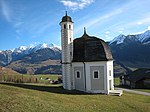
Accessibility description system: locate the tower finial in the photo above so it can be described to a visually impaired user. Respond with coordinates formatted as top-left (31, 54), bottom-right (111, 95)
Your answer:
top-left (66, 11), bottom-right (68, 16)
top-left (84, 27), bottom-right (86, 34)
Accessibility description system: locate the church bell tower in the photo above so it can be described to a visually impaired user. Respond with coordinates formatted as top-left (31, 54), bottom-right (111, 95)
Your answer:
top-left (60, 12), bottom-right (73, 90)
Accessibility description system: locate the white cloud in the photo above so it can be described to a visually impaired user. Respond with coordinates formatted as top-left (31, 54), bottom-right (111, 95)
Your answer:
top-left (74, 8), bottom-right (123, 34)
top-left (118, 27), bottom-right (125, 33)
top-left (127, 16), bottom-right (150, 27)
top-left (105, 34), bottom-right (111, 40)
top-left (0, 0), bottom-right (12, 22)
top-left (130, 26), bottom-right (150, 35)
top-left (105, 31), bottom-right (110, 34)
top-left (119, 30), bottom-right (123, 33)
top-left (60, 0), bottom-right (95, 11)
top-left (137, 22), bottom-right (142, 25)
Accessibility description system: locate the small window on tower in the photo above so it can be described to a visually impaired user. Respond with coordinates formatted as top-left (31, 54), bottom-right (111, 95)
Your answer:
top-left (70, 38), bottom-right (71, 42)
top-left (64, 24), bottom-right (66, 29)
top-left (109, 70), bottom-right (111, 76)
top-left (69, 25), bottom-right (71, 29)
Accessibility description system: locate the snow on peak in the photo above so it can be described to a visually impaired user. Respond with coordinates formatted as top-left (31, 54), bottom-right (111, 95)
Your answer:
top-left (19, 46), bottom-right (27, 50)
top-left (138, 30), bottom-right (150, 42)
top-left (110, 30), bottom-right (150, 45)
top-left (49, 43), bottom-right (61, 49)
top-left (39, 43), bottom-right (49, 49)
top-left (110, 34), bottom-right (126, 45)
top-left (33, 43), bottom-right (61, 51)
top-left (11, 43), bottom-right (61, 54)
top-left (14, 46), bottom-right (28, 53)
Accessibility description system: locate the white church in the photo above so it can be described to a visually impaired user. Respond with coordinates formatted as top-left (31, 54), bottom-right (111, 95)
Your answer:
top-left (60, 12), bottom-right (122, 95)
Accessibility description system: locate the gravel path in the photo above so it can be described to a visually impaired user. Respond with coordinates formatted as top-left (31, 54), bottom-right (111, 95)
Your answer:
top-left (116, 87), bottom-right (150, 96)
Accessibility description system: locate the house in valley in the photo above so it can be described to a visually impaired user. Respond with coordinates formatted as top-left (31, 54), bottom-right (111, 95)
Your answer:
top-left (120, 68), bottom-right (150, 88)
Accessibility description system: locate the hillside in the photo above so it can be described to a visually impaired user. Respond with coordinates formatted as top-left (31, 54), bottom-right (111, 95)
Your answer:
top-left (0, 83), bottom-right (149, 112)
top-left (7, 59), bottom-right (61, 74)
top-left (0, 67), bottom-right (20, 75)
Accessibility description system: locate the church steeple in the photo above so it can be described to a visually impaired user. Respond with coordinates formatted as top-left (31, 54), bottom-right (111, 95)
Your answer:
top-left (60, 11), bottom-right (73, 23)
top-left (82, 27), bottom-right (89, 38)
top-left (84, 27), bottom-right (86, 34)
top-left (66, 11), bottom-right (68, 16)
top-left (60, 12), bottom-right (74, 90)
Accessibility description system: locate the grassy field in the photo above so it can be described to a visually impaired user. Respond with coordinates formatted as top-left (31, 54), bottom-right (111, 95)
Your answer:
top-left (0, 82), bottom-right (149, 112)
top-left (133, 89), bottom-right (150, 93)
top-left (33, 74), bottom-right (61, 83)
top-left (0, 73), bottom-right (60, 84)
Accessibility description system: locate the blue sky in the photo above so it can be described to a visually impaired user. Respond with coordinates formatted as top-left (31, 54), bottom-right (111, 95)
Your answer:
top-left (0, 0), bottom-right (150, 50)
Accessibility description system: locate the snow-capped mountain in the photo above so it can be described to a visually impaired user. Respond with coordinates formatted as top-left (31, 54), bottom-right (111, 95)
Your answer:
top-left (109, 30), bottom-right (150, 68)
top-left (137, 30), bottom-right (150, 43)
top-left (12, 43), bottom-right (61, 54)
top-left (33, 43), bottom-right (61, 52)
top-left (109, 34), bottom-right (126, 45)
top-left (110, 30), bottom-right (150, 45)
top-left (0, 43), bottom-right (61, 66)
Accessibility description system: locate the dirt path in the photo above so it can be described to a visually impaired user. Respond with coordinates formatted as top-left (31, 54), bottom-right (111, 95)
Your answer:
top-left (116, 87), bottom-right (150, 96)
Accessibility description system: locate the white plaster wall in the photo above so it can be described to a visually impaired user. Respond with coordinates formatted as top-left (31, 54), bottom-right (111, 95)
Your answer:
top-left (106, 60), bottom-right (114, 93)
top-left (72, 61), bottom-right (113, 94)
top-left (85, 61), bottom-right (107, 93)
top-left (72, 62), bottom-right (84, 90)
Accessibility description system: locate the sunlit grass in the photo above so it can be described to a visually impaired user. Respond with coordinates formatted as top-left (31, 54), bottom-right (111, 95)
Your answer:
top-left (0, 82), bottom-right (149, 112)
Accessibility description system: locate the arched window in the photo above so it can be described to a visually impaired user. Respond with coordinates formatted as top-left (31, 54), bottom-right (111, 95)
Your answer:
top-left (69, 25), bottom-right (71, 29)
top-left (64, 24), bottom-right (66, 29)
top-left (76, 71), bottom-right (81, 79)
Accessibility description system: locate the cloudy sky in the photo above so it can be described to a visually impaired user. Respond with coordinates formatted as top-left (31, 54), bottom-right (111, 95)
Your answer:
top-left (0, 0), bottom-right (150, 50)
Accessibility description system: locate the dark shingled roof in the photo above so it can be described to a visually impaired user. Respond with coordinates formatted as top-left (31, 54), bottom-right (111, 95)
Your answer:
top-left (60, 11), bottom-right (73, 23)
top-left (72, 29), bottom-right (113, 62)
top-left (124, 68), bottom-right (150, 82)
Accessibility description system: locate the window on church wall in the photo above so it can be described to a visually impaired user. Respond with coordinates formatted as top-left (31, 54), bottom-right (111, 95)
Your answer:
top-left (76, 71), bottom-right (81, 79)
top-left (93, 70), bottom-right (99, 79)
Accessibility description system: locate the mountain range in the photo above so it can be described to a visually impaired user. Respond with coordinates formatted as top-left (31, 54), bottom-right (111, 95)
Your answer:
top-left (0, 43), bottom-right (62, 74)
top-left (0, 43), bottom-right (61, 66)
top-left (109, 30), bottom-right (150, 68)
top-left (0, 30), bottom-right (150, 75)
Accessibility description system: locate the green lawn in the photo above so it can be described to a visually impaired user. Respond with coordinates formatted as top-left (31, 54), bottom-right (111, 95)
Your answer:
top-left (33, 74), bottom-right (61, 83)
top-left (0, 82), bottom-right (149, 112)
top-left (133, 89), bottom-right (150, 93)
top-left (0, 74), bottom-right (60, 84)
